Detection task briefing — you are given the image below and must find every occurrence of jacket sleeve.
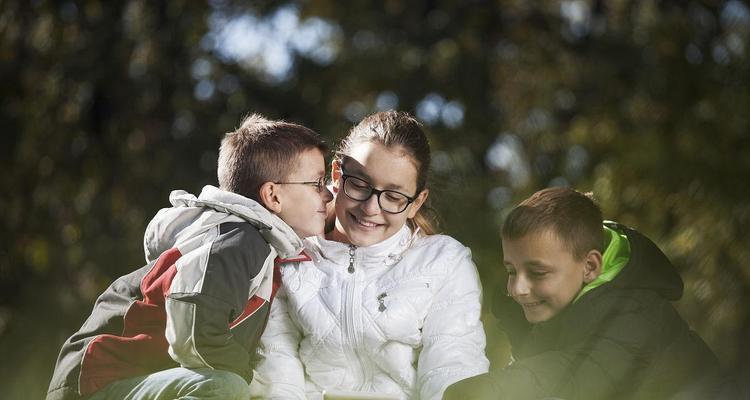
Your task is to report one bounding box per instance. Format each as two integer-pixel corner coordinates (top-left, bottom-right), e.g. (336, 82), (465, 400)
(250, 285), (307, 400)
(417, 243), (490, 400)
(445, 291), (671, 400)
(445, 340), (639, 399)
(165, 222), (272, 382)
(166, 293), (253, 378)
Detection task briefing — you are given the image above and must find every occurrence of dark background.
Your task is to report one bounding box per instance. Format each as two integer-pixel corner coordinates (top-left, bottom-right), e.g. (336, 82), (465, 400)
(2, 1), (749, 398)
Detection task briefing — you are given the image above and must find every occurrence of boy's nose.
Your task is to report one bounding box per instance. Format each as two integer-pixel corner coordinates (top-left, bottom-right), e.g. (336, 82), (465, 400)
(508, 275), (530, 298)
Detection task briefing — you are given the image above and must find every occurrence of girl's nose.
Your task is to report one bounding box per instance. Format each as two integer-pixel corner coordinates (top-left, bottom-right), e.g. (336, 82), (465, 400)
(361, 192), (381, 215)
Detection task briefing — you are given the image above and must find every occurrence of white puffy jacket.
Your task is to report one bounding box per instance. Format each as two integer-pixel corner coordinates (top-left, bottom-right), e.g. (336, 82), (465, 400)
(250, 225), (489, 400)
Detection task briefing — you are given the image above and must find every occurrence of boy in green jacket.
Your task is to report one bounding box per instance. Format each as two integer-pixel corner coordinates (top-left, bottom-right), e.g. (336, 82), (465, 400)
(445, 187), (733, 400)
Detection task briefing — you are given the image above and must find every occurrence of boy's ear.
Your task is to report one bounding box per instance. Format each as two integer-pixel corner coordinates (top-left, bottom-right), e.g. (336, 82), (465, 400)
(258, 182), (283, 213)
(583, 249), (603, 284)
(330, 159), (341, 194)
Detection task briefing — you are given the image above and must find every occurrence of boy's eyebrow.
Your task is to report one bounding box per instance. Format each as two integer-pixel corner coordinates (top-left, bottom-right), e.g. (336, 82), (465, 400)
(505, 259), (549, 269)
(298, 168), (326, 180)
(313, 166), (326, 177)
(524, 260), (551, 269)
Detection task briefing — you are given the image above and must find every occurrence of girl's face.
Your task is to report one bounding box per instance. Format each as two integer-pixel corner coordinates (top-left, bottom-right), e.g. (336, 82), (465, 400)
(329, 141), (428, 247)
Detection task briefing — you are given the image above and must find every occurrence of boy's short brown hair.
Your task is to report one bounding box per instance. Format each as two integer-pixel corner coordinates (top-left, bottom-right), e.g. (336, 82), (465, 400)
(502, 187), (604, 259)
(217, 114), (327, 201)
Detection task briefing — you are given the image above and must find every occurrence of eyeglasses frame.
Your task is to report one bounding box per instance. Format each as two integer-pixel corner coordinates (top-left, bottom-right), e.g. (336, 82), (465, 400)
(274, 177), (327, 192)
(340, 173), (418, 214)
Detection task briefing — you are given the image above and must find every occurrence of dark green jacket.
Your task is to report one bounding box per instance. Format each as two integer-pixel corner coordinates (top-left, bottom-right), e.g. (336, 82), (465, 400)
(446, 222), (728, 400)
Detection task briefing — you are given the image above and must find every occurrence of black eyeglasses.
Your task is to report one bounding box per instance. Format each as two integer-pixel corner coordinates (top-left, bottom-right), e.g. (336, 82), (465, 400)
(340, 174), (417, 214)
(274, 177), (326, 192)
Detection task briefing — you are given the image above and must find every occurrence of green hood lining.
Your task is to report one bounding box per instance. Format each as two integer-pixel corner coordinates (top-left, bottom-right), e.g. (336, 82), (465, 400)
(573, 222), (630, 303)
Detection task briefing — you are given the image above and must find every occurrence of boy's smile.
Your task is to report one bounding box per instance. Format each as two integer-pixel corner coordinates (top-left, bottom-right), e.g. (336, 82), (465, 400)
(503, 229), (600, 323)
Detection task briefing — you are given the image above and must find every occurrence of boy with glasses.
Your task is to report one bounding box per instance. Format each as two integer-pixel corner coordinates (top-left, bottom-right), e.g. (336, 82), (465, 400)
(47, 114), (333, 400)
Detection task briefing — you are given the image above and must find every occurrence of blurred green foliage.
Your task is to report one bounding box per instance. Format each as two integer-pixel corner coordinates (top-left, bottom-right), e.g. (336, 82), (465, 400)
(1, 1), (749, 398)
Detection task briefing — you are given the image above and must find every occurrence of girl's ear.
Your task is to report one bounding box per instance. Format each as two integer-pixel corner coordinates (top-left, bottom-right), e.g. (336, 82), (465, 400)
(582, 249), (603, 284)
(330, 159), (342, 194)
(406, 188), (429, 219)
(258, 182), (283, 213)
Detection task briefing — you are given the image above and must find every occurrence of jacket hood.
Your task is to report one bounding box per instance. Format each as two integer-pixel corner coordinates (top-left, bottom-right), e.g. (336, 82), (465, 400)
(143, 185), (304, 261)
(604, 221), (683, 301)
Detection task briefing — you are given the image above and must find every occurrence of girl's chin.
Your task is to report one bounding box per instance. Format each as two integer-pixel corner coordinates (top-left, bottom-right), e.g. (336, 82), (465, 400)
(347, 232), (381, 247)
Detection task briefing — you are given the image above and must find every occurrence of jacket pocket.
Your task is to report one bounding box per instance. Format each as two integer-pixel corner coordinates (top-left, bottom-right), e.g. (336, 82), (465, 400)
(367, 279), (434, 344)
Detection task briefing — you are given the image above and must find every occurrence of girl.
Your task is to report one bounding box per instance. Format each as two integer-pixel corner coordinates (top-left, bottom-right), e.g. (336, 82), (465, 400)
(251, 111), (489, 400)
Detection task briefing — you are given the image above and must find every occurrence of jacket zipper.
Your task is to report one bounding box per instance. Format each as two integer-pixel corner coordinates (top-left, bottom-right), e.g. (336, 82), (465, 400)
(342, 246), (372, 390)
(347, 244), (356, 273)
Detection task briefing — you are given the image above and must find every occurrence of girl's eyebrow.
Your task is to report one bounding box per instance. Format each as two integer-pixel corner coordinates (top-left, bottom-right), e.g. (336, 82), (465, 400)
(342, 159), (411, 192)
(341, 162), (370, 181)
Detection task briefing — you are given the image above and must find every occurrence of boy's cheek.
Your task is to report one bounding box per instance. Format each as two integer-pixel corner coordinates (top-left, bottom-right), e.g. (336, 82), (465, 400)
(324, 201), (336, 234)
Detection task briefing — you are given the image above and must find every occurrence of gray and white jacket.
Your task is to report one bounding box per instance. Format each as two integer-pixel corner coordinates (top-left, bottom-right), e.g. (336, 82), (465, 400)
(47, 185), (304, 400)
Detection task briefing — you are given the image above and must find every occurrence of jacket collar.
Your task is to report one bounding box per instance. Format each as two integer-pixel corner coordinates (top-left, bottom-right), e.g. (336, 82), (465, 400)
(305, 225), (419, 267)
(146, 185), (304, 260)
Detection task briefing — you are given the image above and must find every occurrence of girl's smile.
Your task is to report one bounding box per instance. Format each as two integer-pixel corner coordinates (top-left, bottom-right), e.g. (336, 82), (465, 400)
(328, 141), (428, 247)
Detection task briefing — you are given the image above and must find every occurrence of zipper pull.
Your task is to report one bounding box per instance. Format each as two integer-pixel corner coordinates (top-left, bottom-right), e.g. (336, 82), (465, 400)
(348, 245), (356, 274)
(377, 292), (387, 311)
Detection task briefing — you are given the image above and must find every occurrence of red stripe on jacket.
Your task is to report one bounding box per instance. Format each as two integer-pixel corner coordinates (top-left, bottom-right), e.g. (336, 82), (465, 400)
(78, 247), (181, 396)
(228, 252), (311, 329)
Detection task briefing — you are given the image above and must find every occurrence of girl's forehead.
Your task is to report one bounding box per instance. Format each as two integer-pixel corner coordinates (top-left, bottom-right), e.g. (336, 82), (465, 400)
(342, 143), (419, 190)
(345, 142), (417, 168)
